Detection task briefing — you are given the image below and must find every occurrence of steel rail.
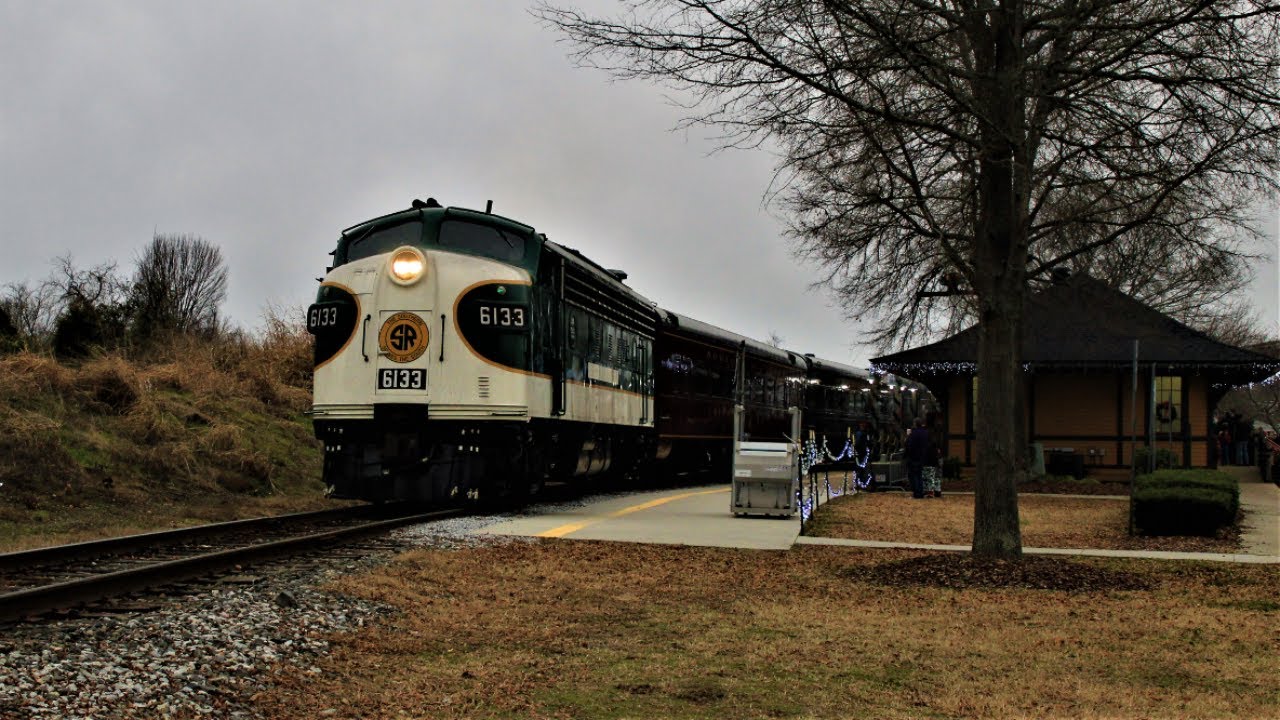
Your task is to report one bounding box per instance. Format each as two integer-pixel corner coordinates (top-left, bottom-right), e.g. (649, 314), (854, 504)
(0, 504), (405, 573)
(0, 508), (460, 623)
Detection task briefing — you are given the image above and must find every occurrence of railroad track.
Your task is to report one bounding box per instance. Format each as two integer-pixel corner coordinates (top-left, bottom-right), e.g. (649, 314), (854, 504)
(0, 504), (461, 623)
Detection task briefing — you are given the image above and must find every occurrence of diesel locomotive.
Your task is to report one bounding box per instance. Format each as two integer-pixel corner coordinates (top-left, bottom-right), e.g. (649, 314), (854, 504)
(307, 198), (917, 504)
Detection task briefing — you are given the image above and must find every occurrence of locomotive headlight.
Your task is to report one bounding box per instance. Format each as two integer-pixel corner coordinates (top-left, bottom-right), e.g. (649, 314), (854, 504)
(389, 247), (426, 285)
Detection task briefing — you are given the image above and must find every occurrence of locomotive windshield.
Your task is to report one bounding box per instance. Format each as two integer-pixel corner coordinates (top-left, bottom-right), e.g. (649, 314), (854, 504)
(438, 219), (526, 263)
(344, 219), (423, 264)
(332, 205), (539, 271)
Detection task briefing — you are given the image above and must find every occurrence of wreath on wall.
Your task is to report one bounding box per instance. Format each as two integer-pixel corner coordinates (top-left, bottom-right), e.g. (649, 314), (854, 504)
(1156, 400), (1178, 424)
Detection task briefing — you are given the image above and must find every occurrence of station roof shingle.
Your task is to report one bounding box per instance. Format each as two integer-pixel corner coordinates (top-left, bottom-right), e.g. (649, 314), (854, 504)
(872, 273), (1280, 384)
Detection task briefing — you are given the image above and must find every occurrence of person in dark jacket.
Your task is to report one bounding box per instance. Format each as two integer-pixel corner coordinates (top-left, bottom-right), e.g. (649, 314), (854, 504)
(904, 418), (930, 499)
(1234, 414), (1252, 465)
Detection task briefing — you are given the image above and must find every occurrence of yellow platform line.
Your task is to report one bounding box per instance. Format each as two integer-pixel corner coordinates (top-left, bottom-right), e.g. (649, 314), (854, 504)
(537, 487), (730, 538)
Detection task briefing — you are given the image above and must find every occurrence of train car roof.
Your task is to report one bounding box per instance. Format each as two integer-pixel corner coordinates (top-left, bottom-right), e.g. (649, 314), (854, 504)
(541, 239), (659, 311)
(804, 356), (872, 383)
(657, 309), (805, 367)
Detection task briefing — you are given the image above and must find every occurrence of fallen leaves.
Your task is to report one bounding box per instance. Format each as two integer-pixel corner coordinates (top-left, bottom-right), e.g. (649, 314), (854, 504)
(841, 553), (1153, 592)
(251, 541), (1279, 720)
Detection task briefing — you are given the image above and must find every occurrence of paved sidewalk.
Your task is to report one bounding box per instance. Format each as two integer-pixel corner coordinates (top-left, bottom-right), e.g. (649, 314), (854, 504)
(1220, 465), (1279, 557)
(795, 535), (1279, 564)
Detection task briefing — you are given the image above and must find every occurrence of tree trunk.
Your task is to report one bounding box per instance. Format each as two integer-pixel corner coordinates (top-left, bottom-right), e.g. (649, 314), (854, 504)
(970, 0), (1027, 558)
(972, 287), (1027, 557)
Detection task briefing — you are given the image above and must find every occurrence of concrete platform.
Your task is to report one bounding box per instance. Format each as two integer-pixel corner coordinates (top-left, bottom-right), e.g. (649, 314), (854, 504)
(473, 485), (801, 550)
(474, 470), (1279, 564)
(1220, 465), (1279, 557)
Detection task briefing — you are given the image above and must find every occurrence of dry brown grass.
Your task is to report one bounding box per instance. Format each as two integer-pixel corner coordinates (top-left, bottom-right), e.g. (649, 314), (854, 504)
(805, 492), (1242, 553)
(256, 541), (1280, 720)
(119, 394), (188, 445)
(0, 406), (80, 506)
(75, 353), (144, 414)
(0, 351), (74, 399)
(0, 321), (329, 551)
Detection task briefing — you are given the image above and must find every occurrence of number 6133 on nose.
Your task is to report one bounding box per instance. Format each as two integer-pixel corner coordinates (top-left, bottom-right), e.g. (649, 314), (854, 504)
(377, 368), (426, 390)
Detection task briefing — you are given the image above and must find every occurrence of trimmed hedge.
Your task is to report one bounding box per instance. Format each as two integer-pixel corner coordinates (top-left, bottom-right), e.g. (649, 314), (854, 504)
(1133, 469), (1239, 537)
(1133, 446), (1181, 471)
(1135, 469), (1239, 515)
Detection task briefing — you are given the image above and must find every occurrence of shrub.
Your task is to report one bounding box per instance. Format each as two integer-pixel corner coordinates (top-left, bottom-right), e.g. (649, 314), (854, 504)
(1133, 469), (1240, 536)
(1135, 469), (1239, 516)
(0, 305), (18, 355)
(1133, 446), (1181, 471)
(1133, 486), (1236, 536)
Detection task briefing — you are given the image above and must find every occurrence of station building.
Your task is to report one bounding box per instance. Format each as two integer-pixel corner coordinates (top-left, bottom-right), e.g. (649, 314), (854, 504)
(871, 273), (1280, 477)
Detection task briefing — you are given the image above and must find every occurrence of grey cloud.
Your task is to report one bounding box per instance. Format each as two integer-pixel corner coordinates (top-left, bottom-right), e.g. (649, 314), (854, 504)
(1, 0), (1273, 369)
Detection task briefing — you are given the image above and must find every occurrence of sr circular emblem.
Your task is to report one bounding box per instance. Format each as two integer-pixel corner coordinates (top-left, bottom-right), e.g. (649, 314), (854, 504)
(378, 312), (429, 363)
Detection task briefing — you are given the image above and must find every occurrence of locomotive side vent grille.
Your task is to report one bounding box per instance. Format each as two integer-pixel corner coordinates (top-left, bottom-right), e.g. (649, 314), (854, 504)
(478, 376), (490, 399)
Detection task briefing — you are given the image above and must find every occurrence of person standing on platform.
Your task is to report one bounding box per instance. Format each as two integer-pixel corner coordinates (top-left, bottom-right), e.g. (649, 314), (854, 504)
(1252, 427), (1267, 480)
(1235, 414), (1252, 466)
(904, 418), (930, 499)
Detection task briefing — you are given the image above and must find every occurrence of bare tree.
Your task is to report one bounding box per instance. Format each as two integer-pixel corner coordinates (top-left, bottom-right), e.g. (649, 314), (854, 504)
(130, 233), (228, 341)
(0, 278), (61, 346)
(923, 196), (1262, 347)
(1192, 301), (1272, 347)
(539, 0), (1280, 556)
(1219, 339), (1280, 431)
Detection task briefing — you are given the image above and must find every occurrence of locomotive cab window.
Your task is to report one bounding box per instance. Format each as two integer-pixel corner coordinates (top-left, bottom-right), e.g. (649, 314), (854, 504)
(439, 220), (526, 264)
(343, 219), (423, 264)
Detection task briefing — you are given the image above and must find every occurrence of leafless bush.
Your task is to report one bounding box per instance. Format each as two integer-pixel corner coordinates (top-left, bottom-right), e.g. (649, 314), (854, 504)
(50, 257), (130, 358)
(1, 278), (62, 349)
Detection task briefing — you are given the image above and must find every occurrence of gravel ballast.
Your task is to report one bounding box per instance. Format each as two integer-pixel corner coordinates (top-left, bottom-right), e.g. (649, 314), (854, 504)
(0, 497), (609, 719)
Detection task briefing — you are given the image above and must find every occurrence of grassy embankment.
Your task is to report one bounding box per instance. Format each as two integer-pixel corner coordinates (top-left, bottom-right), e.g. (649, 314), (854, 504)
(0, 330), (339, 551)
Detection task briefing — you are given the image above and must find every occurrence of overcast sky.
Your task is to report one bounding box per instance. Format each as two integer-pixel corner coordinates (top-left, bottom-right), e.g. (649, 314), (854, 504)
(2, 0), (1277, 368)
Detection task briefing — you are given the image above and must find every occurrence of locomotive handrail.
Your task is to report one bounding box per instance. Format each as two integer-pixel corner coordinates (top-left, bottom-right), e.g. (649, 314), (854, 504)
(439, 313), (446, 361)
(361, 314), (371, 362)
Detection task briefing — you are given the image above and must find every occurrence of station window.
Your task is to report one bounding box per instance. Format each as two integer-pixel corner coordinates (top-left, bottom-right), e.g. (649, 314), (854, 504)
(1154, 375), (1182, 433)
